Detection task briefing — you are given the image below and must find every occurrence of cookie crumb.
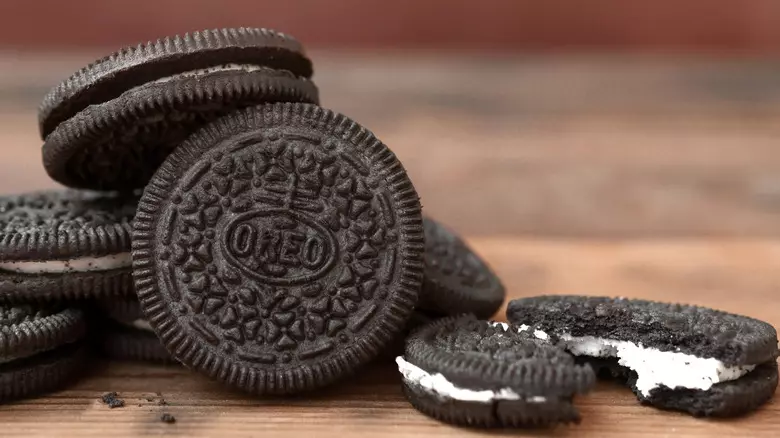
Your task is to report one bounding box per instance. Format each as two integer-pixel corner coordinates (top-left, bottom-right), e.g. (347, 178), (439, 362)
(101, 392), (125, 409)
(160, 413), (176, 424)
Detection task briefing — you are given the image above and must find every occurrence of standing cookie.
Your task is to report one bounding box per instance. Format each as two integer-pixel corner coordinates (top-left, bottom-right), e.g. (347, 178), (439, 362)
(133, 102), (424, 394)
(0, 190), (137, 303)
(507, 295), (779, 417)
(418, 217), (505, 318)
(0, 305), (87, 402)
(398, 315), (595, 427)
(41, 27), (319, 191)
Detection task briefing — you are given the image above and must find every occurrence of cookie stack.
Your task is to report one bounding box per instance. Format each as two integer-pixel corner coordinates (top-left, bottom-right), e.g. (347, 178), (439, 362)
(1, 27), (776, 428)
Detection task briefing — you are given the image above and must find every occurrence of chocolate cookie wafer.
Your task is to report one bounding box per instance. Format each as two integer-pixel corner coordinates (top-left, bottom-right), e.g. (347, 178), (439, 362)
(419, 217), (505, 318)
(132, 102), (424, 394)
(97, 298), (172, 363)
(0, 305), (87, 402)
(398, 315), (595, 427)
(41, 27), (319, 191)
(0, 190), (137, 303)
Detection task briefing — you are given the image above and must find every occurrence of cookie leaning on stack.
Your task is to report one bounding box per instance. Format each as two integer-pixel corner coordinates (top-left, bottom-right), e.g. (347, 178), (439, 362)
(132, 102), (424, 394)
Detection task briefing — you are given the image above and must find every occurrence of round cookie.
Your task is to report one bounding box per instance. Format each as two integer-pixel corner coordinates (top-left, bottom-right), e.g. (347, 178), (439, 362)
(398, 315), (596, 427)
(507, 295), (780, 417)
(40, 27), (319, 191)
(419, 217), (504, 318)
(132, 102), (424, 395)
(0, 190), (137, 303)
(0, 305), (87, 402)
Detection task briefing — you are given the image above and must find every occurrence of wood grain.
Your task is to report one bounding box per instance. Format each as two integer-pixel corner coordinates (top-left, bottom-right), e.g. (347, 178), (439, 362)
(0, 239), (779, 437)
(0, 55), (778, 436)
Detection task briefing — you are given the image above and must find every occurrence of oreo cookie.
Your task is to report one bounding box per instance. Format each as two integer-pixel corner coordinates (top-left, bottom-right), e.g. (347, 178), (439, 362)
(0, 305), (87, 402)
(132, 102), (424, 394)
(0, 190), (137, 303)
(419, 217), (505, 318)
(398, 315), (595, 427)
(41, 27), (319, 191)
(97, 298), (172, 363)
(507, 295), (779, 417)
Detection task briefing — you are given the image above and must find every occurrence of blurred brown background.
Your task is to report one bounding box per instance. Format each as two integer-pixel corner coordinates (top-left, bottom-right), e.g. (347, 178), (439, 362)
(1, 0), (780, 52)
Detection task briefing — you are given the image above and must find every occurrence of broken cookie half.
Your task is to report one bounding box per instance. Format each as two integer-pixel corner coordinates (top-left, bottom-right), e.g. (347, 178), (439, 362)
(507, 295), (779, 417)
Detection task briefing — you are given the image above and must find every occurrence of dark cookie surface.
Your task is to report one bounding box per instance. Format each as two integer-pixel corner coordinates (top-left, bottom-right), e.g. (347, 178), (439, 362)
(0, 270), (133, 304)
(419, 217), (504, 318)
(100, 326), (174, 364)
(133, 102), (424, 394)
(44, 68), (319, 191)
(39, 27), (311, 138)
(98, 298), (144, 325)
(507, 295), (779, 366)
(402, 383), (583, 428)
(636, 360), (778, 417)
(402, 315), (595, 427)
(0, 343), (87, 402)
(0, 306), (85, 361)
(0, 190), (138, 261)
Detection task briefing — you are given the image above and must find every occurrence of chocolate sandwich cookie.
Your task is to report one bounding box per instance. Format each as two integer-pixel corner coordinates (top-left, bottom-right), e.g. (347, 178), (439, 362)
(507, 295), (779, 417)
(0, 190), (137, 303)
(397, 315), (595, 427)
(419, 217), (504, 319)
(0, 305), (87, 402)
(133, 102), (424, 394)
(41, 27), (319, 191)
(97, 298), (172, 363)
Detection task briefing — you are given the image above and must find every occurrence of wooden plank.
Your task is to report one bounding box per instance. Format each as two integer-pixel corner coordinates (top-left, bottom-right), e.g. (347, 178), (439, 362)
(0, 238), (777, 437)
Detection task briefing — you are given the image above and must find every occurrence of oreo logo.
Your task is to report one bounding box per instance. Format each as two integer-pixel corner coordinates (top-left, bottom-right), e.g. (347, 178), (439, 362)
(222, 210), (337, 285)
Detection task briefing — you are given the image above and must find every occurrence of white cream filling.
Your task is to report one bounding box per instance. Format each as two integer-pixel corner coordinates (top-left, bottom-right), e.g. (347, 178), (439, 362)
(490, 321), (550, 341)
(0, 253), (131, 274)
(127, 319), (154, 332)
(151, 64), (272, 85)
(396, 356), (546, 404)
(558, 334), (756, 396)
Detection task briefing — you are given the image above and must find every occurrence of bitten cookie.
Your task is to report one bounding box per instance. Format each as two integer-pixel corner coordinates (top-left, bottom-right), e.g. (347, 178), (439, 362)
(507, 295), (779, 417)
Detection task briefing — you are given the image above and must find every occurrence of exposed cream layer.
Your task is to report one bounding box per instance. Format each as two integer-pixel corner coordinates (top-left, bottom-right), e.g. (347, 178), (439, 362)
(559, 334), (756, 396)
(0, 253), (131, 274)
(396, 356), (546, 404)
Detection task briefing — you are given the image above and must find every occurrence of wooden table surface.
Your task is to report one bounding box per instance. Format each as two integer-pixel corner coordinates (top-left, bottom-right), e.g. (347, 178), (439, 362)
(0, 52), (779, 437)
